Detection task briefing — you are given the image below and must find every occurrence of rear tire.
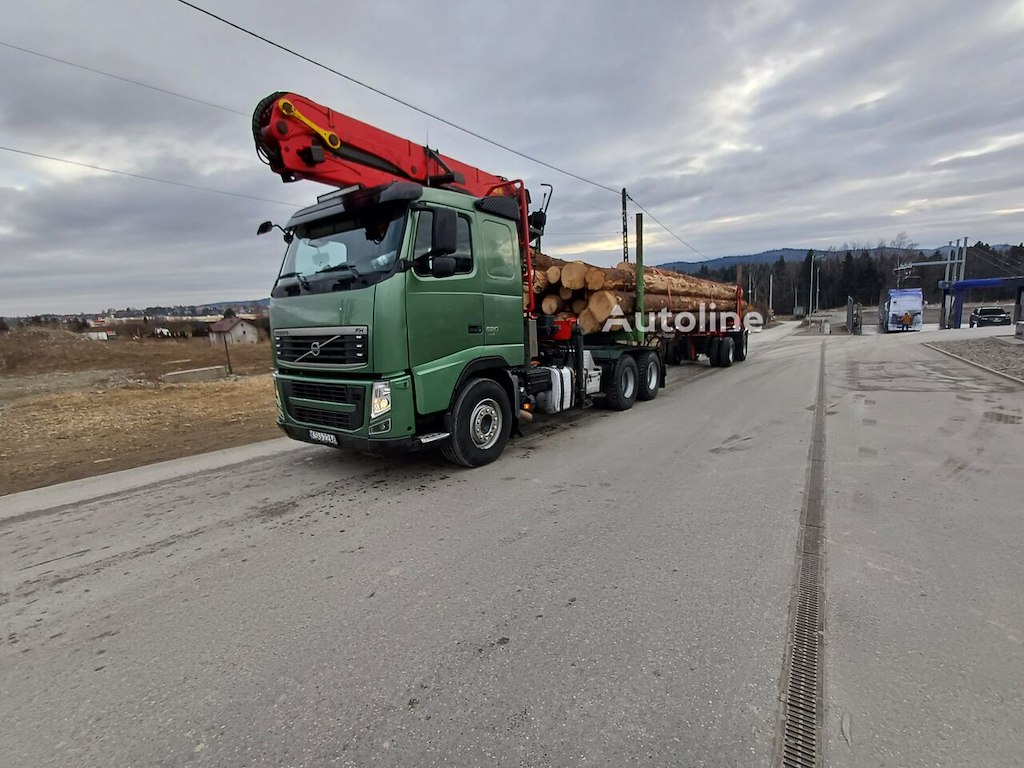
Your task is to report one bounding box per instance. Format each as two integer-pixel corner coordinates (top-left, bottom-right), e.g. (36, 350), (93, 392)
(733, 331), (748, 362)
(718, 336), (735, 368)
(441, 378), (512, 467)
(602, 355), (638, 411)
(637, 351), (660, 401)
(707, 338), (721, 367)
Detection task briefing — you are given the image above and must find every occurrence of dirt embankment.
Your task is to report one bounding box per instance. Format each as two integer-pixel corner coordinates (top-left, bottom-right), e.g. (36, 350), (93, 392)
(1, 329), (280, 496)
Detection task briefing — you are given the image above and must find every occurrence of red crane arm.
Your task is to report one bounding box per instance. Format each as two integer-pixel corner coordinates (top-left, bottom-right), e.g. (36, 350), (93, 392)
(253, 92), (509, 196)
(253, 92), (536, 315)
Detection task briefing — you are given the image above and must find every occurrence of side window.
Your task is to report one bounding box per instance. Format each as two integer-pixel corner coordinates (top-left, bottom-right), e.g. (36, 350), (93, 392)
(452, 216), (472, 274)
(413, 210), (473, 276)
(481, 220), (518, 280)
(413, 210), (433, 263)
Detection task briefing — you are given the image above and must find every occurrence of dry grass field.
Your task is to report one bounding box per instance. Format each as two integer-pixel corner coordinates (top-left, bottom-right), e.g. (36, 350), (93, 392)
(0, 329), (280, 495)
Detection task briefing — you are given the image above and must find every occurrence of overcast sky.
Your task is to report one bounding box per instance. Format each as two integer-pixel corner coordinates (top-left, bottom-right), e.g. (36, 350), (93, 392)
(1, 0), (1022, 315)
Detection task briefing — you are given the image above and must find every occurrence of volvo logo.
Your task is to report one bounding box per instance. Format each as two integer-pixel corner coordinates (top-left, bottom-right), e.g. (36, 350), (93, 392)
(295, 334), (341, 363)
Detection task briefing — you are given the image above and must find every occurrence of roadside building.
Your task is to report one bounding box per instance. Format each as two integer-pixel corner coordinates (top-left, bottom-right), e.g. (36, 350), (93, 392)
(208, 317), (260, 345)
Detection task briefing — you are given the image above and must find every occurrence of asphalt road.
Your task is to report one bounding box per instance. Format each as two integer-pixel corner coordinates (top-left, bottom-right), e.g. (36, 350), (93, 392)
(2, 323), (1021, 767)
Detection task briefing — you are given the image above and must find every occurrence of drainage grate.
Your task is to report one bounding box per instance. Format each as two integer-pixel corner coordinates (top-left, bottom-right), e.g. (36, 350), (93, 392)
(776, 342), (827, 768)
(781, 550), (823, 768)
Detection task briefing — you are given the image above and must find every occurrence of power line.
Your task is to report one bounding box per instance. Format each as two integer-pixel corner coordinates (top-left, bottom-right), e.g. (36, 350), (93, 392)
(174, 0), (622, 196)
(175, 1), (710, 259)
(4, 7), (709, 256)
(0, 145), (298, 207)
(626, 194), (709, 260)
(970, 248), (1017, 277)
(0, 40), (246, 116)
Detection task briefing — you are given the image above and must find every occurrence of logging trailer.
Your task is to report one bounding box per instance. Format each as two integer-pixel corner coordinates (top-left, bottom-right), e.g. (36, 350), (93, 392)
(254, 92), (749, 467)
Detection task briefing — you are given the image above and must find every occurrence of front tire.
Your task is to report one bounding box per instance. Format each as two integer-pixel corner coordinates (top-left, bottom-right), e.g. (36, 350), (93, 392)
(602, 355), (638, 411)
(442, 378), (512, 467)
(637, 351), (660, 401)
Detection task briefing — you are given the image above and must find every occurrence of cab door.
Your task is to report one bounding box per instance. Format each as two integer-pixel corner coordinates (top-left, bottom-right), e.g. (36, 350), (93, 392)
(405, 208), (484, 413)
(479, 217), (526, 366)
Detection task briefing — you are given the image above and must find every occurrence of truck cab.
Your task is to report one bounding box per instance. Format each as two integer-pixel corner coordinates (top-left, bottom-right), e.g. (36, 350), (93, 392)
(269, 182), (526, 459)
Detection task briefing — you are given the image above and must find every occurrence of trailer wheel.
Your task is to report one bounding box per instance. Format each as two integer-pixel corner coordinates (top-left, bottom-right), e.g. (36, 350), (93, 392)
(637, 351), (660, 401)
(707, 338), (721, 367)
(733, 331), (748, 362)
(442, 378), (512, 467)
(602, 355), (638, 411)
(718, 337), (735, 367)
(664, 340), (680, 366)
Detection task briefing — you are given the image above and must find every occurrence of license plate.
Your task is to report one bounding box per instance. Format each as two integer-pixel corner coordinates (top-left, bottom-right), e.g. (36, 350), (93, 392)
(308, 429), (338, 445)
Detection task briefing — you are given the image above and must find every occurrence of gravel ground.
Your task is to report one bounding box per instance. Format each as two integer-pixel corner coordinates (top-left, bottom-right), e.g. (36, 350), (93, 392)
(927, 336), (1024, 380)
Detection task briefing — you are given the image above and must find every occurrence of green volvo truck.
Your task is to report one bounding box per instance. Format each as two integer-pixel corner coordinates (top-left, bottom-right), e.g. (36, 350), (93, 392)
(254, 92), (744, 466)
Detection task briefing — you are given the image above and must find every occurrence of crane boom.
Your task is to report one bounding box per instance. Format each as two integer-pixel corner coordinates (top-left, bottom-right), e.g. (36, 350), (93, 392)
(252, 92), (510, 196)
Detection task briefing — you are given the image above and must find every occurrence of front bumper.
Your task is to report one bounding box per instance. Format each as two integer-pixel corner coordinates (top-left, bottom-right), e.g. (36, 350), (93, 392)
(274, 370), (416, 446)
(279, 423), (420, 453)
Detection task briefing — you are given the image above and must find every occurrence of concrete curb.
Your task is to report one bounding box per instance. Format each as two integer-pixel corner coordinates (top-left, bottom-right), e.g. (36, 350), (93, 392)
(921, 342), (1024, 388)
(0, 438), (304, 521)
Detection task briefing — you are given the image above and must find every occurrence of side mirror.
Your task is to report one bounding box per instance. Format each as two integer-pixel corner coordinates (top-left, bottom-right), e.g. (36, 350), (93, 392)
(431, 209), (457, 255)
(431, 256), (457, 278)
(257, 221), (294, 243)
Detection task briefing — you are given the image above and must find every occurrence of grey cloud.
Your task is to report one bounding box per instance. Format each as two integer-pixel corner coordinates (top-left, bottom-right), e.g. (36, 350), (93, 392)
(1, 0), (1022, 314)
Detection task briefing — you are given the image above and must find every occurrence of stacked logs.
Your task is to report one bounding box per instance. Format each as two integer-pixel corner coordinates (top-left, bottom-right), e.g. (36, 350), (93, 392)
(524, 251), (738, 334)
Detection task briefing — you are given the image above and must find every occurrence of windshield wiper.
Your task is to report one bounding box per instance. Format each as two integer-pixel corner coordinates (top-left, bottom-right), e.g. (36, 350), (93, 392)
(315, 264), (362, 279)
(277, 271), (311, 290)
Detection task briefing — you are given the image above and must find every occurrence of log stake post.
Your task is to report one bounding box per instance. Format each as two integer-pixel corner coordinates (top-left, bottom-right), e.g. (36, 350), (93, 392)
(635, 212), (644, 342)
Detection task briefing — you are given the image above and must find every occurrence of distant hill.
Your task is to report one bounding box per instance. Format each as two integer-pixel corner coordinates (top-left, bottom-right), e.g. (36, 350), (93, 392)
(658, 246), (941, 274)
(657, 249), (808, 273)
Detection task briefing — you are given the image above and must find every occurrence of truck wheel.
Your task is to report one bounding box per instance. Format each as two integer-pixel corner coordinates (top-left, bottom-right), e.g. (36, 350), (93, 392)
(664, 340), (680, 366)
(707, 338), (721, 367)
(441, 378), (512, 467)
(637, 351), (660, 401)
(718, 337), (735, 367)
(733, 331), (748, 362)
(602, 355), (638, 411)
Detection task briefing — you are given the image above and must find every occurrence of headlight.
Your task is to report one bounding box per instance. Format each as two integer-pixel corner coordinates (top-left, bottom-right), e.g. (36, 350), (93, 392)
(370, 380), (392, 419)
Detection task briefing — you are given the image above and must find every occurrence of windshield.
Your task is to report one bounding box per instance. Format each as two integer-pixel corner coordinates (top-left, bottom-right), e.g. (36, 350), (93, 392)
(274, 202), (407, 295)
(978, 307), (1004, 315)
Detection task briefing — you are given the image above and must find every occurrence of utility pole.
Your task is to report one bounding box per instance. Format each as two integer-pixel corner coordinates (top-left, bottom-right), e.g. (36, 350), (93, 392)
(621, 188), (629, 264)
(940, 241), (953, 330)
(815, 264), (821, 312)
(769, 273), (774, 314)
(222, 333), (233, 375)
(960, 234), (968, 282)
(807, 256), (814, 318)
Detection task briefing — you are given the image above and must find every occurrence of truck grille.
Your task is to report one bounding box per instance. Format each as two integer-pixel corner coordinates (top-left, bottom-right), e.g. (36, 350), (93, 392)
(291, 406), (361, 431)
(287, 380), (359, 404)
(282, 380), (365, 431)
(275, 327), (368, 366)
